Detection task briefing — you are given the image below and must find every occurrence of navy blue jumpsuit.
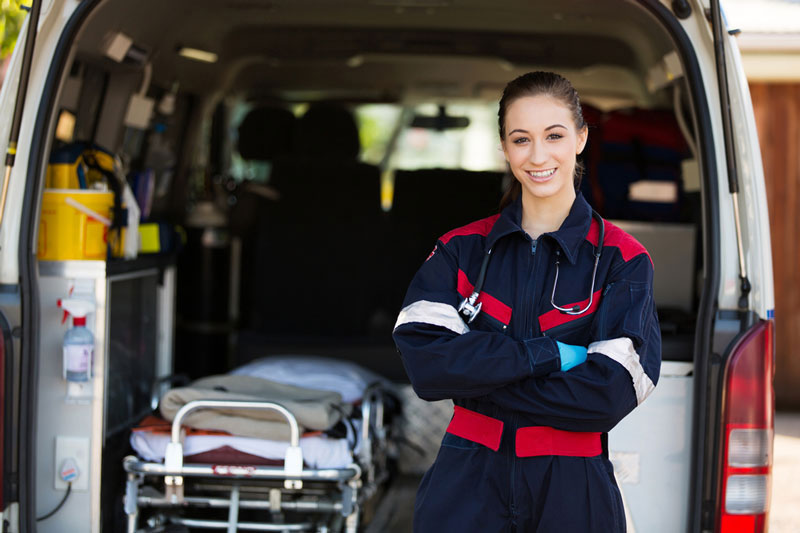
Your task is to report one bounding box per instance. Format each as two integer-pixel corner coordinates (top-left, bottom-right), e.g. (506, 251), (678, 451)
(392, 193), (661, 532)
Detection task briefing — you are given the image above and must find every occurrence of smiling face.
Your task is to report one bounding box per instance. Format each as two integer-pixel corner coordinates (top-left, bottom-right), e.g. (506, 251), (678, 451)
(501, 94), (588, 206)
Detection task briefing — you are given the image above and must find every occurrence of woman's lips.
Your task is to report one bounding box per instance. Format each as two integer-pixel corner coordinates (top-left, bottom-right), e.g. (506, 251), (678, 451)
(525, 168), (557, 182)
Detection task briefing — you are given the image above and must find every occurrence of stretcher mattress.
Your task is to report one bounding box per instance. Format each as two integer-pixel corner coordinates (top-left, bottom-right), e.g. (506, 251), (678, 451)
(131, 416), (361, 469)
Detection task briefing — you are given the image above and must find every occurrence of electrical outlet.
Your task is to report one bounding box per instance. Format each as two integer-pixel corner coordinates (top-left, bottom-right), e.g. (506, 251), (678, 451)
(54, 436), (89, 491)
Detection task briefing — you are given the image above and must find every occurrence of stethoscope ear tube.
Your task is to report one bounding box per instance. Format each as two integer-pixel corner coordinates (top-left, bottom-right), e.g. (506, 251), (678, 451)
(550, 210), (604, 316)
(592, 209), (605, 259)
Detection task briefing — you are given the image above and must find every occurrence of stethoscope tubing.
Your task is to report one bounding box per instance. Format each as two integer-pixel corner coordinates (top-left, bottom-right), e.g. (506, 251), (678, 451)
(458, 209), (605, 323)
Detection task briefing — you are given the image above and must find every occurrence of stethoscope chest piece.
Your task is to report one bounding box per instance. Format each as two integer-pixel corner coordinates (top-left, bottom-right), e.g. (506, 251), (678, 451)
(458, 248), (492, 324)
(458, 292), (482, 324)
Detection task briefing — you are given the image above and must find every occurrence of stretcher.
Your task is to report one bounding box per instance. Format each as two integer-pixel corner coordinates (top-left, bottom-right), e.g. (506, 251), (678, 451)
(123, 383), (390, 532)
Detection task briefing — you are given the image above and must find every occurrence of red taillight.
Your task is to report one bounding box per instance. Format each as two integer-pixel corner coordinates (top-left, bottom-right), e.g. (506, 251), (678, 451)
(718, 320), (774, 532)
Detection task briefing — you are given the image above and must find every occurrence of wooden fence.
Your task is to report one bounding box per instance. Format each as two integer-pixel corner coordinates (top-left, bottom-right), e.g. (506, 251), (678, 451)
(749, 82), (800, 409)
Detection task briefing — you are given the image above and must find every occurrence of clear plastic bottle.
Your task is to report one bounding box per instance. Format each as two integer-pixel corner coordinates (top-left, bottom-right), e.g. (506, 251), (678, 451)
(63, 315), (93, 382)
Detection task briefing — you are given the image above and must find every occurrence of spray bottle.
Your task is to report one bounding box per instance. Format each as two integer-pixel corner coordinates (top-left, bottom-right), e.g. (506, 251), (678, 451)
(57, 299), (96, 382)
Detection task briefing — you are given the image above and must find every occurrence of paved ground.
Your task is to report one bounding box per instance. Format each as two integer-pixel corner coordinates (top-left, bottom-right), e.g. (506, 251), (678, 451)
(771, 411), (800, 532)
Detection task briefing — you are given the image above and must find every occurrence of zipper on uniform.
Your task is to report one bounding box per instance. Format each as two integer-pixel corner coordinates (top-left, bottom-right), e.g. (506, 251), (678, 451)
(524, 238), (539, 337)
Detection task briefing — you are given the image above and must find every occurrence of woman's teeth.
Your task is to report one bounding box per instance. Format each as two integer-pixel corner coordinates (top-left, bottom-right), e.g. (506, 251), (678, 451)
(528, 169), (556, 178)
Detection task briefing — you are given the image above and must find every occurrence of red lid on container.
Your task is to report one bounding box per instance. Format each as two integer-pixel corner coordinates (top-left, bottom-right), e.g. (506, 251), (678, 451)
(73, 316), (86, 326)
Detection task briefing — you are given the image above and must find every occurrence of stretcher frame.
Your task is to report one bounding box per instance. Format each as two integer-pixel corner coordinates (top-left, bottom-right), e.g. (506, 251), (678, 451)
(123, 384), (390, 532)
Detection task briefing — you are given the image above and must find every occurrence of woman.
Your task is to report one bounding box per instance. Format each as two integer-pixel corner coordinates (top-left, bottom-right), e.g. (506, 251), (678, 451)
(392, 71), (661, 532)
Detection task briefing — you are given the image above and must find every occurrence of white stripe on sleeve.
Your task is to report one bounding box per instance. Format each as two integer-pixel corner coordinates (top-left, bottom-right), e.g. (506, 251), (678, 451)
(394, 300), (470, 335)
(587, 337), (655, 405)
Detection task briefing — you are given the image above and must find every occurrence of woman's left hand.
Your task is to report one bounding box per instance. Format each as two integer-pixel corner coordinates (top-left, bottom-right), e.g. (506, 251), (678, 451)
(556, 341), (588, 371)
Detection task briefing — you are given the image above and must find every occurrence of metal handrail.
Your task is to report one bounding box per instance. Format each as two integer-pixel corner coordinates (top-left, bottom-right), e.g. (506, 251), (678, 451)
(123, 456), (360, 481)
(164, 400), (305, 493)
(360, 383), (385, 449)
(169, 400), (301, 446)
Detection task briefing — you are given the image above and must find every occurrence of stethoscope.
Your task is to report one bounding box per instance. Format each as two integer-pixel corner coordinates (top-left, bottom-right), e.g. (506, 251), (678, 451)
(458, 209), (605, 324)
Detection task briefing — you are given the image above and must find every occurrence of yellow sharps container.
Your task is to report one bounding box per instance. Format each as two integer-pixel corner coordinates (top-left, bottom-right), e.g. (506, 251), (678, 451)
(37, 189), (114, 260)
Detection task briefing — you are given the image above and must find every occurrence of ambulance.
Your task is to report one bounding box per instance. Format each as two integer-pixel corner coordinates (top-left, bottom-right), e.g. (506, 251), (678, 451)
(0, 0), (774, 531)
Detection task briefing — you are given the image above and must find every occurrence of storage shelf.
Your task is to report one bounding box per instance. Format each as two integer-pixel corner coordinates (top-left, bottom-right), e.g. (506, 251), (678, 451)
(38, 254), (176, 280)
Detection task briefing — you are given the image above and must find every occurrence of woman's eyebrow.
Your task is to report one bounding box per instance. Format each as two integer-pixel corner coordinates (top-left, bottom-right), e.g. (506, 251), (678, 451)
(508, 124), (566, 135)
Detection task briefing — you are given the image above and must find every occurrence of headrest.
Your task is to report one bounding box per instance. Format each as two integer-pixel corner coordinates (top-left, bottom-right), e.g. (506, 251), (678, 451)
(237, 106), (296, 161)
(297, 103), (360, 159)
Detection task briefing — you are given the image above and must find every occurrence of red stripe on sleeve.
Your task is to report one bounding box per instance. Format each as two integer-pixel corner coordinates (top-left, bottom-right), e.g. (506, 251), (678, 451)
(457, 269), (512, 325)
(440, 214), (501, 245)
(538, 289), (602, 332)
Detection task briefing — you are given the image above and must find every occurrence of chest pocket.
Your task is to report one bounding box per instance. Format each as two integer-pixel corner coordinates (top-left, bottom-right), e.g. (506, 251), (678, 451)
(543, 312), (594, 345)
(538, 287), (603, 343)
(456, 269), (512, 335)
(472, 309), (510, 336)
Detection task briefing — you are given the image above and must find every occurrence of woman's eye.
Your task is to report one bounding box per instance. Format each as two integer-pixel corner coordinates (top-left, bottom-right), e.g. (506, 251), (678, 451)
(547, 133), (563, 140)
(512, 137), (528, 144)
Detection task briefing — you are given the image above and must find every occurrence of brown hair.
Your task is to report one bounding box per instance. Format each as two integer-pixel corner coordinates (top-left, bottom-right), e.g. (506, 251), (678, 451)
(498, 71), (586, 211)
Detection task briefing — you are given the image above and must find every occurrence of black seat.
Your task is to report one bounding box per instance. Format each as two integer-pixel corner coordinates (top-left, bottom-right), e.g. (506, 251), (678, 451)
(383, 168), (504, 322)
(250, 103), (383, 338)
(233, 106), (297, 331)
(236, 106), (296, 165)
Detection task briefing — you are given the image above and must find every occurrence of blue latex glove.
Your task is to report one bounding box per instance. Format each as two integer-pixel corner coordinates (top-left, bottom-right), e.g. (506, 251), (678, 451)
(556, 341), (588, 371)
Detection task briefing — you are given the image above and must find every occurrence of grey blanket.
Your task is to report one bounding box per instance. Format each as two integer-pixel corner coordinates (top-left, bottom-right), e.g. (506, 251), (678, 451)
(159, 374), (348, 440)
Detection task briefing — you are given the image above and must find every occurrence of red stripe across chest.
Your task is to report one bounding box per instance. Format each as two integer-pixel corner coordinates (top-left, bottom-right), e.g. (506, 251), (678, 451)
(457, 269), (512, 325)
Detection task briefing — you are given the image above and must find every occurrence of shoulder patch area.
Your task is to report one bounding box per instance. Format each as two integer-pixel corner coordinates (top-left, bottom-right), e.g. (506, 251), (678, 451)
(439, 214), (501, 245)
(425, 245), (437, 262)
(586, 219), (652, 265)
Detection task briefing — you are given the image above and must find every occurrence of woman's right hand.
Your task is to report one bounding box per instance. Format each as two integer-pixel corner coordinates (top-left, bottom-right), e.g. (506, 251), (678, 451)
(556, 341), (587, 371)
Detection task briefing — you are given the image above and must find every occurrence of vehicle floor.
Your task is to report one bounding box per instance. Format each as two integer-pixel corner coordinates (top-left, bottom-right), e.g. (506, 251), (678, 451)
(364, 474), (420, 533)
(770, 411), (800, 533)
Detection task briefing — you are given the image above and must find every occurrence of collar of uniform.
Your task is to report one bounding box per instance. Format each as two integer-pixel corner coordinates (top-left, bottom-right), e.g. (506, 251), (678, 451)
(545, 193), (592, 265)
(485, 192), (592, 265)
(485, 194), (525, 251)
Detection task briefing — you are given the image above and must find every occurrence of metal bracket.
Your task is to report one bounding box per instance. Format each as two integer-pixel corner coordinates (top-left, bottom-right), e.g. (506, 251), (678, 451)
(340, 484), (355, 517)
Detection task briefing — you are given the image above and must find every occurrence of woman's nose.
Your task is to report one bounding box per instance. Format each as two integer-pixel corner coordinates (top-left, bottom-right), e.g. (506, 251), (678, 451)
(528, 140), (548, 165)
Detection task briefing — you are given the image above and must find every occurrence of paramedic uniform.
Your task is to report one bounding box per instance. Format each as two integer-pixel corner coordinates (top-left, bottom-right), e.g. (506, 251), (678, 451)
(392, 193), (661, 533)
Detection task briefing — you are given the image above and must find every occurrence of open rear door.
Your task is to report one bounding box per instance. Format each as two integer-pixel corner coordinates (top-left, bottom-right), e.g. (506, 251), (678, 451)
(694, 1), (775, 532)
(0, 1), (43, 531)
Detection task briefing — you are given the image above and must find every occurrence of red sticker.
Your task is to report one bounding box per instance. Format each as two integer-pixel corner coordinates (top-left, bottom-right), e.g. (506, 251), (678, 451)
(425, 245), (437, 262)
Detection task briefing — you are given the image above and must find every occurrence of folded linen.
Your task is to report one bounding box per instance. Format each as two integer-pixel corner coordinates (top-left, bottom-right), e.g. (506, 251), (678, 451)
(159, 374), (349, 440)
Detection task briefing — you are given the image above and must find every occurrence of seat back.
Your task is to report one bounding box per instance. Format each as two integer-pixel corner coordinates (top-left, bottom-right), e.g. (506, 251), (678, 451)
(383, 168), (504, 319)
(252, 103), (383, 337)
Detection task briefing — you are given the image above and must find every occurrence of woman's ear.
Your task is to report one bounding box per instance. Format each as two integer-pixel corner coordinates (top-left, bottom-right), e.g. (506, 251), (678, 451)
(576, 126), (588, 155)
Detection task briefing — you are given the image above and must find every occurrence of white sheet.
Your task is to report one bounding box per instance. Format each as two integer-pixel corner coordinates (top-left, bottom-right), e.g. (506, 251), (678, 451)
(131, 420), (361, 470)
(230, 355), (388, 403)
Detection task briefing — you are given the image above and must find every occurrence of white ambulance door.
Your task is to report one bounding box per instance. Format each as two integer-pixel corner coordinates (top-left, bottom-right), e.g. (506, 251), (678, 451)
(0, 1), (85, 530)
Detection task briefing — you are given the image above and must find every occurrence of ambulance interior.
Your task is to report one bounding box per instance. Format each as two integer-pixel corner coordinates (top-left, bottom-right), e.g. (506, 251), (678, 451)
(32, 0), (705, 530)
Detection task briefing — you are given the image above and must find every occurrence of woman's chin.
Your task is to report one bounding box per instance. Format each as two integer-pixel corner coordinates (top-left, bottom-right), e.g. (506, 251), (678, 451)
(520, 181), (561, 200)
